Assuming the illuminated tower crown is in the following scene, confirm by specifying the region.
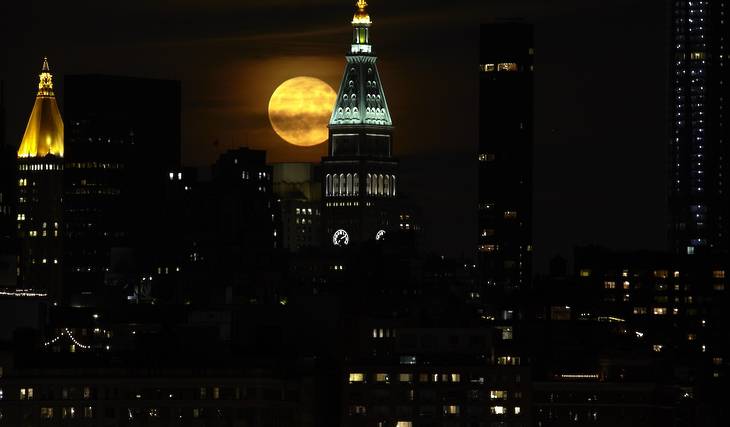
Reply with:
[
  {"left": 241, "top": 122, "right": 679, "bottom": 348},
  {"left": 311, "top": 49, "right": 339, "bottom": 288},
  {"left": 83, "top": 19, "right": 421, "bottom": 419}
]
[
  {"left": 18, "top": 57, "right": 65, "bottom": 158},
  {"left": 329, "top": 0, "right": 392, "bottom": 127}
]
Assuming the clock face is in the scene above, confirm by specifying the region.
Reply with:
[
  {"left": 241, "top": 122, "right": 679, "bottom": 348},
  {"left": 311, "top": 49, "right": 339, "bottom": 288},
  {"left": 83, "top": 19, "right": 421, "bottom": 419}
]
[
  {"left": 332, "top": 229, "right": 350, "bottom": 246},
  {"left": 375, "top": 229, "right": 386, "bottom": 241}
]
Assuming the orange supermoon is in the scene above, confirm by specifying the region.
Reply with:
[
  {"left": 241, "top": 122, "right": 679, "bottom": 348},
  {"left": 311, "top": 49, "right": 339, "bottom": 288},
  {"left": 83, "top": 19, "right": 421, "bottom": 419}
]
[{"left": 268, "top": 77, "right": 337, "bottom": 147}]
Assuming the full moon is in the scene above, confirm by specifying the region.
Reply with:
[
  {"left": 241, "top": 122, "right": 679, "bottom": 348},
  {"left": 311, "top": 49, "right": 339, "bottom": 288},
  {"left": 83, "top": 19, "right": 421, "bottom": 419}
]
[{"left": 268, "top": 77, "right": 337, "bottom": 147}]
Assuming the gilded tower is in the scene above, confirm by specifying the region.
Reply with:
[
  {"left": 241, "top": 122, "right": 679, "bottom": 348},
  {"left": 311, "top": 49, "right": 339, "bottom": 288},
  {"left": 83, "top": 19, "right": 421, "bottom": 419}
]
[
  {"left": 322, "top": 1, "right": 398, "bottom": 247},
  {"left": 17, "top": 58, "right": 64, "bottom": 298}
]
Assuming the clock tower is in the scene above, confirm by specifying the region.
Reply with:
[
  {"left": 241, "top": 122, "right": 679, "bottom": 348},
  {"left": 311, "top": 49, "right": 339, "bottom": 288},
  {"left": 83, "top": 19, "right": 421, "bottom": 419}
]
[{"left": 322, "top": 0, "right": 398, "bottom": 246}]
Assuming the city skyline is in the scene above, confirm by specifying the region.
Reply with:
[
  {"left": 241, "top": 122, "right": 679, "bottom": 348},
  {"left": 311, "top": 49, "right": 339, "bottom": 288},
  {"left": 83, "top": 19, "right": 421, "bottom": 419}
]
[
  {"left": 1, "top": 2, "right": 728, "bottom": 426},
  {"left": 2, "top": 0, "right": 668, "bottom": 271}
]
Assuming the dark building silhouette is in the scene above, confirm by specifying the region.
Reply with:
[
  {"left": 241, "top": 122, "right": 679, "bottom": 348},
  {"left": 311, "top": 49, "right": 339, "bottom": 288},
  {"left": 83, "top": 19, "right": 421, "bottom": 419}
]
[
  {"left": 321, "top": 1, "right": 399, "bottom": 248},
  {"left": 273, "top": 163, "right": 322, "bottom": 252},
  {"left": 211, "top": 147, "right": 276, "bottom": 255},
  {"left": 669, "top": 1, "right": 729, "bottom": 256},
  {"left": 16, "top": 59, "right": 64, "bottom": 299},
  {"left": 62, "top": 74, "right": 181, "bottom": 303},
  {"left": 478, "top": 23, "right": 534, "bottom": 288},
  {"left": 1, "top": 81, "right": 18, "bottom": 289}
]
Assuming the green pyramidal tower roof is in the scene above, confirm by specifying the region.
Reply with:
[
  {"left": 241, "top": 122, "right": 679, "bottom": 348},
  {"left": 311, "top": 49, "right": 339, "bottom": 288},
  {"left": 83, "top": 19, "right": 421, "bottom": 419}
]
[{"left": 329, "top": 1, "right": 393, "bottom": 128}]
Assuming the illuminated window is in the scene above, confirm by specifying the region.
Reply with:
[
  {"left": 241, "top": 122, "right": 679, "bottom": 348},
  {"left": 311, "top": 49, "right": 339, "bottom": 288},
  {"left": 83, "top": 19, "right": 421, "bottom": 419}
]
[
  {"left": 443, "top": 405, "right": 460, "bottom": 415},
  {"left": 349, "top": 373, "right": 365, "bottom": 383},
  {"left": 450, "top": 373, "right": 461, "bottom": 383},
  {"left": 480, "top": 63, "right": 496, "bottom": 72},
  {"left": 375, "top": 373, "right": 390, "bottom": 383},
  {"left": 350, "top": 405, "right": 367, "bottom": 415},
  {"left": 604, "top": 281, "right": 616, "bottom": 289},
  {"left": 514, "top": 406, "right": 521, "bottom": 415},
  {"left": 653, "top": 344, "right": 663, "bottom": 352},
  {"left": 83, "top": 407, "right": 93, "bottom": 418},
  {"left": 713, "top": 270, "right": 726, "bottom": 279},
  {"left": 633, "top": 307, "right": 647, "bottom": 315},
  {"left": 497, "top": 63, "right": 518, "bottom": 72},
  {"left": 653, "top": 307, "right": 667, "bottom": 315},
  {"left": 481, "top": 228, "right": 495, "bottom": 237},
  {"left": 396, "top": 422, "right": 413, "bottom": 427},
  {"left": 690, "top": 52, "right": 705, "bottom": 60},
  {"left": 687, "top": 333, "right": 696, "bottom": 341},
  {"left": 479, "top": 244, "right": 498, "bottom": 253},
  {"left": 623, "top": 281, "right": 631, "bottom": 290},
  {"left": 419, "top": 373, "right": 429, "bottom": 382},
  {"left": 498, "top": 326, "right": 513, "bottom": 340},
  {"left": 478, "top": 153, "right": 496, "bottom": 162},
  {"left": 714, "top": 283, "right": 725, "bottom": 291},
  {"left": 490, "top": 406, "right": 507, "bottom": 415},
  {"left": 41, "top": 407, "right": 54, "bottom": 419},
  {"left": 213, "top": 387, "right": 220, "bottom": 399},
  {"left": 497, "top": 356, "right": 520, "bottom": 366},
  {"left": 400, "top": 355, "right": 417, "bottom": 365},
  {"left": 490, "top": 390, "right": 507, "bottom": 400},
  {"left": 713, "top": 357, "right": 723, "bottom": 366},
  {"left": 654, "top": 270, "right": 669, "bottom": 279},
  {"left": 399, "top": 373, "right": 413, "bottom": 383},
  {"left": 20, "top": 387, "right": 33, "bottom": 400},
  {"left": 504, "top": 211, "right": 517, "bottom": 219}
]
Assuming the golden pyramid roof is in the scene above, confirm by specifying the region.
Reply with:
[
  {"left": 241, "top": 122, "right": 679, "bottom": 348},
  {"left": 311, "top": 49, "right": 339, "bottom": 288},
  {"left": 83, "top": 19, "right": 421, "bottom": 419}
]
[{"left": 18, "top": 57, "right": 64, "bottom": 158}]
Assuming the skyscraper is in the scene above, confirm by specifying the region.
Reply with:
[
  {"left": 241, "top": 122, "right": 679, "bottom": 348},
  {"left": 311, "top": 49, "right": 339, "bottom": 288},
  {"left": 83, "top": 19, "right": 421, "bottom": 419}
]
[
  {"left": 478, "top": 24, "right": 534, "bottom": 288},
  {"left": 669, "top": 1, "right": 729, "bottom": 256},
  {"left": 321, "top": 0, "right": 399, "bottom": 247},
  {"left": 273, "top": 163, "right": 322, "bottom": 252},
  {"left": 16, "top": 58, "right": 65, "bottom": 298},
  {"left": 0, "top": 81, "right": 18, "bottom": 289},
  {"left": 62, "top": 75, "right": 181, "bottom": 302}
]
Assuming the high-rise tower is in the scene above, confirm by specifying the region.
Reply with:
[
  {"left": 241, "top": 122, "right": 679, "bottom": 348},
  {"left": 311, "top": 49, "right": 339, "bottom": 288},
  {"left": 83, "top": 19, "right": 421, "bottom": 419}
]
[
  {"left": 478, "top": 24, "right": 534, "bottom": 288},
  {"left": 669, "top": 1, "right": 729, "bottom": 256},
  {"left": 17, "top": 58, "right": 64, "bottom": 298},
  {"left": 322, "top": 0, "right": 398, "bottom": 247}
]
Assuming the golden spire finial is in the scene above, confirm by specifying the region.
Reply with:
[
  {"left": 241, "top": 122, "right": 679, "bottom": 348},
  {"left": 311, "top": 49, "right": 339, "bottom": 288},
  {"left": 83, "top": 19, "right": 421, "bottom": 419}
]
[
  {"left": 352, "top": 0, "right": 371, "bottom": 25},
  {"left": 38, "top": 57, "right": 54, "bottom": 97}
]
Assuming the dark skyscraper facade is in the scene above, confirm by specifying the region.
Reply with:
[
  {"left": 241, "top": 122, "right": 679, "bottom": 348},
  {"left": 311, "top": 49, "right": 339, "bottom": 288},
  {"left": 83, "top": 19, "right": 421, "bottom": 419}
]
[
  {"left": 16, "top": 59, "right": 65, "bottom": 298},
  {"left": 669, "top": 1, "right": 729, "bottom": 256},
  {"left": 63, "top": 75, "right": 181, "bottom": 302},
  {"left": 321, "top": 1, "right": 399, "bottom": 247},
  {"left": 1, "top": 81, "right": 18, "bottom": 289},
  {"left": 478, "top": 24, "right": 534, "bottom": 288}
]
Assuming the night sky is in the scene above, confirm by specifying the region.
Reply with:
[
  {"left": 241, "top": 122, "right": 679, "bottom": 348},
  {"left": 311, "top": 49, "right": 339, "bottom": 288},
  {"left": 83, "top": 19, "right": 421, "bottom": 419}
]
[{"left": 2, "top": 0, "right": 668, "bottom": 272}]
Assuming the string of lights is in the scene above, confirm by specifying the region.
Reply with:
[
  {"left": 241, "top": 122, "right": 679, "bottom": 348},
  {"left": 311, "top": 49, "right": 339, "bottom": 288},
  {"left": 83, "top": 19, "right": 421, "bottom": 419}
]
[{"left": 42, "top": 328, "right": 91, "bottom": 349}]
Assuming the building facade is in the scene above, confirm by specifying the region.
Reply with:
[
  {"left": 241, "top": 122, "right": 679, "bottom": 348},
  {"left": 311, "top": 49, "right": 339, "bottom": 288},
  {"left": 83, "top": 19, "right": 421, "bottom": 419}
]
[
  {"left": 321, "top": 0, "right": 399, "bottom": 248},
  {"left": 62, "top": 75, "right": 181, "bottom": 303},
  {"left": 668, "top": 1, "right": 729, "bottom": 256},
  {"left": 478, "top": 24, "right": 534, "bottom": 288},
  {"left": 16, "top": 58, "right": 65, "bottom": 299},
  {"left": 273, "top": 163, "right": 322, "bottom": 252},
  {"left": 0, "top": 81, "right": 17, "bottom": 289}
]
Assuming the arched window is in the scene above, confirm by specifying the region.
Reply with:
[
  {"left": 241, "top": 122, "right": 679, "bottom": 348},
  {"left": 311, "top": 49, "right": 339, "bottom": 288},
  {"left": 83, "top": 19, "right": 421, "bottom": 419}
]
[
  {"left": 346, "top": 173, "right": 353, "bottom": 196},
  {"left": 353, "top": 174, "right": 359, "bottom": 195},
  {"left": 378, "top": 174, "right": 384, "bottom": 195},
  {"left": 384, "top": 175, "right": 390, "bottom": 196},
  {"left": 340, "top": 174, "right": 346, "bottom": 195},
  {"left": 333, "top": 174, "right": 340, "bottom": 196},
  {"left": 367, "top": 174, "right": 372, "bottom": 195},
  {"left": 326, "top": 174, "right": 331, "bottom": 196},
  {"left": 392, "top": 175, "right": 397, "bottom": 196}
]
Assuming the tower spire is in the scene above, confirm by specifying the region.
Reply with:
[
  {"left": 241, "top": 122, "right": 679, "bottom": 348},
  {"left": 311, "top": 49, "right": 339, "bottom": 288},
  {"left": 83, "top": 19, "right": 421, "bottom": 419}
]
[
  {"left": 18, "top": 57, "right": 64, "bottom": 158},
  {"left": 351, "top": 0, "right": 372, "bottom": 54},
  {"left": 38, "top": 57, "right": 55, "bottom": 97}
]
